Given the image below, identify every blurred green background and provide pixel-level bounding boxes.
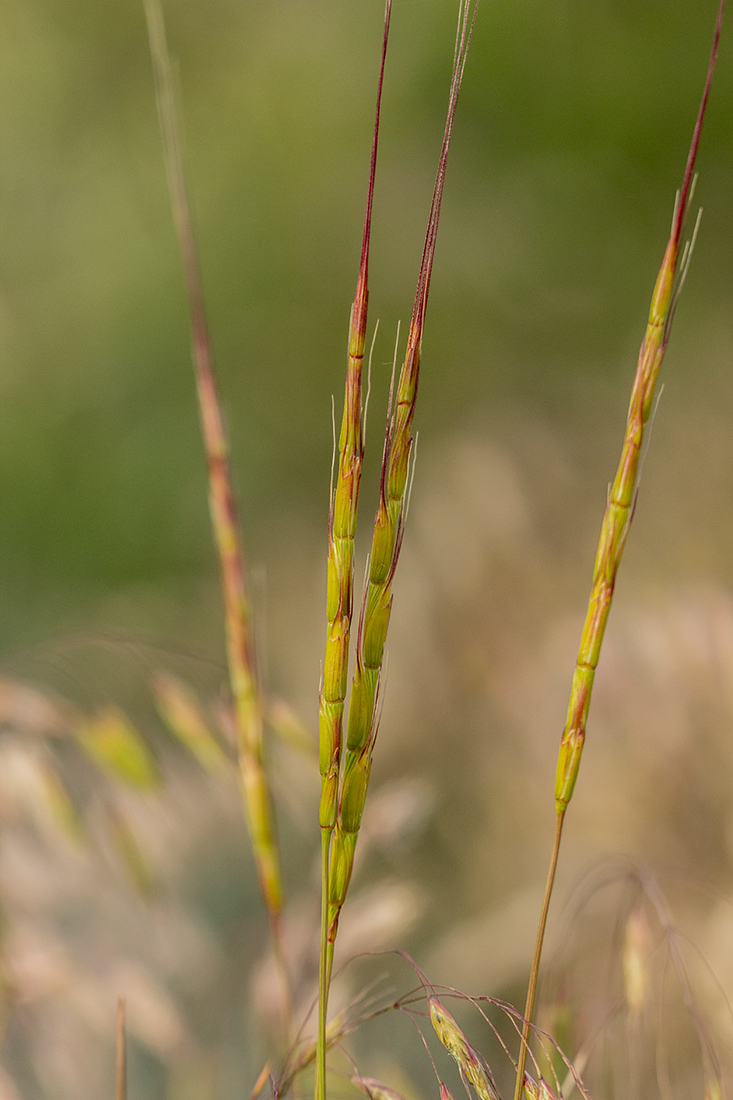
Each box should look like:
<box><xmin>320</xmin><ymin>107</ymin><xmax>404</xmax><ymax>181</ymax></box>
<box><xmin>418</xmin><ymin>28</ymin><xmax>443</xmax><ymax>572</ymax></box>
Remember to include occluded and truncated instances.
<box><xmin>2</xmin><ymin>0</ymin><xmax>733</xmax><ymax>1098</ymax></box>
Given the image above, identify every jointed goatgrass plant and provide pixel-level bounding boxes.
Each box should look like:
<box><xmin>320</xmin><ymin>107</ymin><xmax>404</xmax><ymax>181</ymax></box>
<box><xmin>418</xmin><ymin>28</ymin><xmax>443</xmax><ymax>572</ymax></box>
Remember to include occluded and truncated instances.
<box><xmin>2</xmin><ymin>0</ymin><xmax>732</xmax><ymax>1097</ymax></box>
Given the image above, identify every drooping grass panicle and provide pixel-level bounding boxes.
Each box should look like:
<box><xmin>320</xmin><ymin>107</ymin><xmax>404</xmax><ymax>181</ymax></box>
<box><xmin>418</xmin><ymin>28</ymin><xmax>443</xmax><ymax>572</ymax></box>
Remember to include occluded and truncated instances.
<box><xmin>143</xmin><ymin>0</ymin><xmax>284</xmax><ymax>984</ymax></box>
<box><xmin>326</xmin><ymin>0</ymin><xmax>480</xmax><ymax>954</ymax></box>
<box><xmin>515</xmin><ymin>5</ymin><xmax>725</xmax><ymax>1096</ymax></box>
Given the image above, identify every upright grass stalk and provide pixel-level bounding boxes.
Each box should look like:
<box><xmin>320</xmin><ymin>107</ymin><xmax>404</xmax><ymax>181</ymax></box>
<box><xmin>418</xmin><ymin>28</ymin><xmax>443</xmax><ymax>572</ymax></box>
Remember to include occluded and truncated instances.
<box><xmin>514</xmin><ymin>5</ymin><xmax>725</xmax><ymax>1096</ymax></box>
<box><xmin>327</xmin><ymin>0</ymin><xmax>479</xmax><ymax>948</ymax></box>
<box><xmin>316</xmin><ymin>6</ymin><xmax>392</xmax><ymax>1097</ymax></box>
<box><xmin>143</xmin><ymin>0</ymin><xmax>288</xmax><ymax>1026</ymax></box>
<box><xmin>317</xmin><ymin>4</ymin><xmax>479</xmax><ymax>1098</ymax></box>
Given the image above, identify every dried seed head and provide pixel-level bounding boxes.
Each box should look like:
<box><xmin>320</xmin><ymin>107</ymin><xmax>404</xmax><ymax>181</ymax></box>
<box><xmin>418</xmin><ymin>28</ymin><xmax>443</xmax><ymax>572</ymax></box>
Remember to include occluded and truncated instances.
<box><xmin>429</xmin><ymin>999</ymin><xmax>497</xmax><ymax>1100</ymax></box>
<box><xmin>351</xmin><ymin>1076</ymin><xmax>408</xmax><ymax>1100</ymax></box>
<box><xmin>439</xmin><ymin>1085</ymin><xmax>456</xmax><ymax>1100</ymax></box>
<box><xmin>622</xmin><ymin>904</ymin><xmax>652</xmax><ymax>1017</ymax></box>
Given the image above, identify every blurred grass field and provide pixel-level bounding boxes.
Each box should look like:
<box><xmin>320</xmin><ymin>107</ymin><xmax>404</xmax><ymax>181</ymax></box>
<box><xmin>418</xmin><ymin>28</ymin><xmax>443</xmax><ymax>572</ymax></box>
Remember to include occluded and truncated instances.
<box><xmin>2</xmin><ymin>1</ymin><xmax>733</xmax><ymax>1098</ymax></box>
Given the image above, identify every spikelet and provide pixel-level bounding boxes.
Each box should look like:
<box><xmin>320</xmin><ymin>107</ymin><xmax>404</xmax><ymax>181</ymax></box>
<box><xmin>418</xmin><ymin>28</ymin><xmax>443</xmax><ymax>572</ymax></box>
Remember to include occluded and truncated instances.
<box><xmin>622</xmin><ymin>904</ymin><xmax>652</xmax><ymax>1018</ymax></box>
<box><xmin>523</xmin><ymin>1074</ymin><xmax>561</xmax><ymax>1100</ymax></box>
<box><xmin>429</xmin><ymin>998</ymin><xmax>498</xmax><ymax>1100</ymax></box>
<box><xmin>153</xmin><ymin>673</ymin><xmax>228</xmax><ymax>773</ymax></box>
<box><xmin>75</xmin><ymin>707</ymin><xmax>160</xmax><ymax>789</ymax></box>
<box><xmin>350</xmin><ymin>1075</ymin><xmax>409</xmax><ymax>1100</ymax></box>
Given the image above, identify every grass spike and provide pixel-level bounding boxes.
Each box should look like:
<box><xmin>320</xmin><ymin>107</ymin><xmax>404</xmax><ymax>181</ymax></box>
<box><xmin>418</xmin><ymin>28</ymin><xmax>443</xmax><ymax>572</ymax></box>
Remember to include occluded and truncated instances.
<box><xmin>514</xmin><ymin>4</ymin><xmax>725</xmax><ymax>1096</ymax></box>
<box><xmin>316</xmin><ymin>4</ymin><xmax>393</xmax><ymax>1097</ymax></box>
<box><xmin>326</xmin><ymin>0</ymin><xmax>480</xmax><ymax>959</ymax></box>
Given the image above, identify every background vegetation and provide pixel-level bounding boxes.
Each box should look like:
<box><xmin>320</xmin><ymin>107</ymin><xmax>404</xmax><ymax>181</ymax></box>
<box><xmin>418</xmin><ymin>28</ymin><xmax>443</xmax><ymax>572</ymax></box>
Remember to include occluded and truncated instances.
<box><xmin>2</xmin><ymin>1</ymin><xmax>733</xmax><ymax>1098</ymax></box>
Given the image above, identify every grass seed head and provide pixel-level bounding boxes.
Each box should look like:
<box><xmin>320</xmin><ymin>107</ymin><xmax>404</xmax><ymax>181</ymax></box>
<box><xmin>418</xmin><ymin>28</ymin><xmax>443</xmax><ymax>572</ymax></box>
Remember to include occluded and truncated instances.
<box><xmin>429</xmin><ymin>998</ymin><xmax>498</xmax><ymax>1100</ymax></box>
<box><xmin>523</xmin><ymin>1074</ymin><xmax>561</xmax><ymax>1100</ymax></box>
<box><xmin>351</xmin><ymin>1076</ymin><xmax>408</xmax><ymax>1100</ymax></box>
<box><xmin>622</xmin><ymin>904</ymin><xmax>652</xmax><ymax>1017</ymax></box>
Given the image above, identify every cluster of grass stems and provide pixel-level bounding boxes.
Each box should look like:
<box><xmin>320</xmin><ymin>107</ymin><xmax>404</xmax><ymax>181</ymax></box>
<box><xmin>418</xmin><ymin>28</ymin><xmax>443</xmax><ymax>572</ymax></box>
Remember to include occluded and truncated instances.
<box><xmin>104</xmin><ymin>0</ymin><xmax>728</xmax><ymax>1097</ymax></box>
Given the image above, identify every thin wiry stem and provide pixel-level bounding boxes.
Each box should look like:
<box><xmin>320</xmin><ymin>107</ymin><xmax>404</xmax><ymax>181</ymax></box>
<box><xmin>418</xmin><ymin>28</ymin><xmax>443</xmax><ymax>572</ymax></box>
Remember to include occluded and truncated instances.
<box><xmin>514</xmin><ymin>812</ymin><xmax>564</xmax><ymax>1100</ymax></box>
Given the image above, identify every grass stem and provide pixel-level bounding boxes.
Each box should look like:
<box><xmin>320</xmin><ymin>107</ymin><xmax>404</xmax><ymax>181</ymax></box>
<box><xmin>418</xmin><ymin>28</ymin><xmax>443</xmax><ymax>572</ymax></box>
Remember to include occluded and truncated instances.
<box><xmin>316</xmin><ymin>831</ymin><xmax>331</xmax><ymax>1100</ymax></box>
<box><xmin>513</xmin><ymin>811</ymin><xmax>565</xmax><ymax>1100</ymax></box>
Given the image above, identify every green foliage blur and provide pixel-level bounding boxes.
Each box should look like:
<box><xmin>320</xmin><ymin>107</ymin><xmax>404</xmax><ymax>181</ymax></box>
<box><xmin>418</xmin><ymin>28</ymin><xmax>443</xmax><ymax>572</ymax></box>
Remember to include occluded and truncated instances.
<box><xmin>4</xmin><ymin>0</ymin><xmax>731</xmax><ymax>656</ymax></box>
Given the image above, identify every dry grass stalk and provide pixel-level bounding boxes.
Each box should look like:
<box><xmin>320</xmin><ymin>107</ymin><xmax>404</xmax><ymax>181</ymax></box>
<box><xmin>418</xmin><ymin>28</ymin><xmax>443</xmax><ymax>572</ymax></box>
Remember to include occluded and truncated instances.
<box><xmin>515</xmin><ymin>3</ymin><xmax>726</xmax><ymax>1096</ymax></box>
<box><xmin>143</xmin><ymin>0</ymin><xmax>286</xmax><ymax>1013</ymax></box>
